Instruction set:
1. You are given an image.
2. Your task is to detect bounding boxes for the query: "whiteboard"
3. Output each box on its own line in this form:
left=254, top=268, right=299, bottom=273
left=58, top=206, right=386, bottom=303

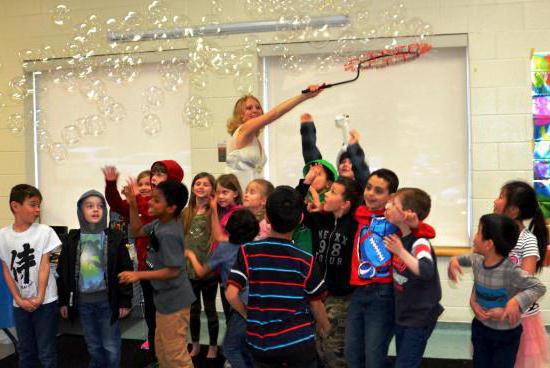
left=266, top=47, right=469, bottom=246
left=36, top=63, right=191, bottom=230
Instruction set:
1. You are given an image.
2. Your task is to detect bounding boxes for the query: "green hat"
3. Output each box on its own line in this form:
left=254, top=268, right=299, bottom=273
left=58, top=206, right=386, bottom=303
left=303, top=159, right=338, bottom=182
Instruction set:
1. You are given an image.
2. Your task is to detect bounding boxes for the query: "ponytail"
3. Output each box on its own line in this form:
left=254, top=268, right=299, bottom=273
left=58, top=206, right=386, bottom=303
left=528, top=204, right=548, bottom=272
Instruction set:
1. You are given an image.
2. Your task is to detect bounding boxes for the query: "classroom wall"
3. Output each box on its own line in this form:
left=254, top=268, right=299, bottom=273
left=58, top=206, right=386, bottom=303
left=0, top=0, right=549, bottom=322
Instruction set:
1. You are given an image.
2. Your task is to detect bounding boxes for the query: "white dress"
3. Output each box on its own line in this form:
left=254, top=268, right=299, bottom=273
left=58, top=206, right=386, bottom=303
left=226, top=126, right=267, bottom=189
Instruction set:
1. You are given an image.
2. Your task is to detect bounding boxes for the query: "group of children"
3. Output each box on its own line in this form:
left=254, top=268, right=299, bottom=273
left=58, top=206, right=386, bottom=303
left=0, top=116, right=549, bottom=368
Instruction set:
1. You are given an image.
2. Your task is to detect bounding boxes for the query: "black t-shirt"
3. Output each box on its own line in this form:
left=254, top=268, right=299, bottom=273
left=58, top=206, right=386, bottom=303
left=392, top=234, right=443, bottom=327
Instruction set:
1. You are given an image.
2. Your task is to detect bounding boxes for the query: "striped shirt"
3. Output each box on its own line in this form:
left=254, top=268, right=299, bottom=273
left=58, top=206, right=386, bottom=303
left=228, top=237, right=325, bottom=354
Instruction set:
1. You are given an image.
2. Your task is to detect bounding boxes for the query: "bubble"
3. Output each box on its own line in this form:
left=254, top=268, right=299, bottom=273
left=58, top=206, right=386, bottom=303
left=142, top=113, right=162, bottom=136
left=0, top=91, right=5, bottom=112
left=51, top=5, right=71, bottom=26
left=184, top=96, right=211, bottom=128
left=190, top=72, right=208, bottom=90
left=49, top=142, right=68, bottom=162
left=76, top=115, right=106, bottom=136
left=61, top=125, right=80, bottom=145
left=161, top=69, right=185, bottom=93
left=234, top=70, right=257, bottom=94
left=211, top=0, right=224, bottom=14
left=143, top=86, right=165, bottom=108
left=7, top=114, right=25, bottom=135
left=9, top=75, right=30, bottom=102
left=105, top=102, right=127, bottom=123
left=80, top=79, right=105, bottom=101
left=37, top=128, right=51, bottom=151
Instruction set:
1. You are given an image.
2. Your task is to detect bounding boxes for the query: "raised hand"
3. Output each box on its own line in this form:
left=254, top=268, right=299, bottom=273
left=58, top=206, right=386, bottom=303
left=102, top=166, right=119, bottom=182
left=348, top=129, right=361, bottom=146
left=300, top=113, right=313, bottom=124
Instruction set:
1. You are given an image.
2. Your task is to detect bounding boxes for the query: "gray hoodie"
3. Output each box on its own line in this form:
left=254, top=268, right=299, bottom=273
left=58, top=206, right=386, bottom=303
left=77, top=190, right=107, bottom=234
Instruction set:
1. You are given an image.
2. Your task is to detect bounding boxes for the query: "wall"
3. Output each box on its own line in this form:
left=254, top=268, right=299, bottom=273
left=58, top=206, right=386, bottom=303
left=0, top=0, right=549, bottom=322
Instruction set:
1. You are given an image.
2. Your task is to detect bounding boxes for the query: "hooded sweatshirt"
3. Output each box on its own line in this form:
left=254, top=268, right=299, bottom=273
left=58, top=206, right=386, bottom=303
left=76, top=190, right=109, bottom=303
left=152, top=160, right=184, bottom=184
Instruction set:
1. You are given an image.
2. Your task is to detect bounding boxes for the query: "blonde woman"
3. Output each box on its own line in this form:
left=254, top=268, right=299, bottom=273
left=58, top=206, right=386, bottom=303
left=226, top=85, right=323, bottom=187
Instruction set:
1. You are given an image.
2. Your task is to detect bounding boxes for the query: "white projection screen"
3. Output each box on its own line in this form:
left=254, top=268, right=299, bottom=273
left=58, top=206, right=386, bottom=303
left=265, top=46, right=469, bottom=246
left=36, top=62, right=191, bottom=230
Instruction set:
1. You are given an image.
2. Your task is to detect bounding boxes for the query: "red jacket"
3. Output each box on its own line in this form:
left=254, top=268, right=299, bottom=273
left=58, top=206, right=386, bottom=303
left=350, top=205, right=436, bottom=286
left=152, top=159, right=184, bottom=184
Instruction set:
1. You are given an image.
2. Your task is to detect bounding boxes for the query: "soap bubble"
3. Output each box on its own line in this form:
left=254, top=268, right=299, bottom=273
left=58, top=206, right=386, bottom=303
left=49, top=142, right=68, bottom=162
left=105, top=102, right=127, bottom=122
left=76, top=115, right=106, bottom=136
left=37, top=128, right=51, bottom=151
left=51, top=5, right=71, bottom=26
left=7, top=114, right=25, bottom=135
left=190, top=72, right=208, bottom=90
left=143, top=86, right=165, bottom=108
left=61, top=125, right=80, bottom=145
left=8, top=75, right=30, bottom=102
left=142, top=113, right=162, bottom=136
left=0, top=92, right=5, bottom=112
left=80, top=79, right=105, bottom=101
left=184, top=96, right=212, bottom=128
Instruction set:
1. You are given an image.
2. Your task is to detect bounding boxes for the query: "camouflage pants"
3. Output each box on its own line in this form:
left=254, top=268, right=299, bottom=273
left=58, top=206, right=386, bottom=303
left=316, top=294, right=352, bottom=368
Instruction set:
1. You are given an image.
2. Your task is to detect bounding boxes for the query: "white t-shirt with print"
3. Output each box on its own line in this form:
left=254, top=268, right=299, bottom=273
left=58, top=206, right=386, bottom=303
left=0, top=223, right=61, bottom=307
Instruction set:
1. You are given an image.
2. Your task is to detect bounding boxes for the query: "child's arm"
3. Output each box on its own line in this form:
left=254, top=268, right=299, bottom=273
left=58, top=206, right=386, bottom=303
left=2, top=261, right=35, bottom=312
left=447, top=254, right=473, bottom=282
left=309, top=299, right=330, bottom=337
left=225, top=284, right=247, bottom=319
left=210, top=196, right=229, bottom=243
left=124, top=180, right=146, bottom=238
left=503, top=268, right=547, bottom=325
left=102, top=166, right=130, bottom=219
left=346, top=130, right=370, bottom=187
left=185, top=250, right=212, bottom=279
left=116, top=236, right=134, bottom=318
left=300, top=113, right=323, bottom=164
left=384, top=235, right=434, bottom=279
left=118, top=267, right=180, bottom=284
left=307, top=186, right=322, bottom=213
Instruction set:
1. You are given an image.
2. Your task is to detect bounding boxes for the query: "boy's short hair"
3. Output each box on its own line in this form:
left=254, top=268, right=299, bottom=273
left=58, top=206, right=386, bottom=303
left=479, top=214, right=519, bottom=257
left=334, top=177, right=363, bottom=213
left=266, top=186, right=302, bottom=233
left=368, top=169, right=399, bottom=194
left=150, top=162, right=168, bottom=175
left=397, top=187, right=431, bottom=221
left=156, top=180, right=189, bottom=217
left=9, top=184, right=42, bottom=212
left=225, top=209, right=260, bottom=244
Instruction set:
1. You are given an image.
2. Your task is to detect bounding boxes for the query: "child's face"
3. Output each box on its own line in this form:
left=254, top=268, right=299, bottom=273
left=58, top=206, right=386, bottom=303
left=323, top=183, right=348, bottom=214
left=193, top=177, right=213, bottom=199
left=148, top=189, right=173, bottom=218
left=12, top=196, right=41, bottom=224
left=338, top=158, right=353, bottom=179
left=150, top=171, right=168, bottom=188
left=82, top=196, right=104, bottom=224
left=472, top=224, right=490, bottom=256
left=384, top=194, right=406, bottom=226
left=137, top=176, right=152, bottom=196
left=493, top=189, right=511, bottom=217
left=216, top=184, right=238, bottom=208
left=242, top=97, right=263, bottom=122
left=243, top=182, right=266, bottom=211
left=311, top=168, right=330, bottom=192
left=364, top=175, right=391, bottom=211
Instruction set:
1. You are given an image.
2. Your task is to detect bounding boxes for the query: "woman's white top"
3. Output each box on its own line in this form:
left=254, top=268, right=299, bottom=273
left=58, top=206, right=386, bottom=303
left=226, top=126, right=267, bottom=188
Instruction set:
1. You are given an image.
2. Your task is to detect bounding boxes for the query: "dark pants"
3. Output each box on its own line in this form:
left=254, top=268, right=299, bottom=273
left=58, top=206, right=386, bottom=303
left=220, top=285, right=231, bottom=325
left=252, top=340, right=317, bottom=368
left=190, top=277, right=219, bottom=346
left=79, top=300, right=121, bottom=368
left=394, top=322, right=436, bottom=368
left=13, top=301, right=58, bottom=368
left=223, top=312, right=253, bottom=368
left=471, top=318, right=522, bottom=368
left=140, top=280, right=156, bottom=354
left=345, top=283, right=395, bottom=368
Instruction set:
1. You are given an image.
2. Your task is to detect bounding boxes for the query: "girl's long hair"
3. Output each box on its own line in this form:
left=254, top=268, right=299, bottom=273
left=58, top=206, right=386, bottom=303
left=226, top=95, right=263, bottom=136
left=182, top=172, right=215, bottom=235
left=502, top=181, right=548, bottom=272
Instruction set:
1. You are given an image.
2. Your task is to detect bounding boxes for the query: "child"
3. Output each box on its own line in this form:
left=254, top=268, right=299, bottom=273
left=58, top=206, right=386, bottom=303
left=57, top=190, right=133, bottom=367
left=186, top=208, right=260, bottom=368
left=302, top=160, right=338, bottom=211
left=103, top=160, right=184, bottom=353
left=471, top=181, right=549, bottom=367
left=226, top=186, right=331, bottom=368
left=0, top=184, right=61, bottom=368
left=448, top=214, right=546, bottom=368
left=300, top=113, right=370, bottom=187
left=383, top=188, right=442, bottom=368
left=243, top=179, right=274, bottom=240
left=118, top=180, right=195, bottom=368
left=297, top=170, right=363, bottom=368
left=182, top=172, right=219, bottom=359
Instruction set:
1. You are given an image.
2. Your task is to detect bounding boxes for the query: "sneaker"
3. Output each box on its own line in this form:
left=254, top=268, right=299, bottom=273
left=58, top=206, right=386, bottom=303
left=140, top=340, right=150, bottom=350
left=223, top=361, right=232, bottom=368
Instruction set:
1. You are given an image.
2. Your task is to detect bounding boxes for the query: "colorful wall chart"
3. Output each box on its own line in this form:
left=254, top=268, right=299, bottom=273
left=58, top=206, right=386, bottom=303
left=532, top=51, right=550, bottom=219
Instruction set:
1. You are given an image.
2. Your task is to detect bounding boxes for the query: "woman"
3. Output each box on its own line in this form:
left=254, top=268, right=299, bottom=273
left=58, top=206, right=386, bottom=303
left=226, top=85, right=323, bottom=187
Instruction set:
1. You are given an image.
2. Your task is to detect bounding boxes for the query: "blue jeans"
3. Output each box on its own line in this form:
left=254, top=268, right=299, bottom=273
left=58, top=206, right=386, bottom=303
left=223, top=312, right=253, bottom=368
left=394, top=322, right=436, bottom=368
left=471, top=318, right=522, bottom=368
left=13, top=300, right=58, bottom=368
left=345, top=283, right=395, bottom=368
left=78, top=300, right=121, bottom=368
